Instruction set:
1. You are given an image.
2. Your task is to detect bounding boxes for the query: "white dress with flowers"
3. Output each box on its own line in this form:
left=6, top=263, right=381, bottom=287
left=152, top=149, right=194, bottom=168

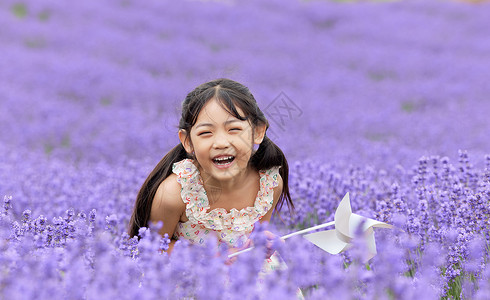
left=171, top=158, right=280, bottom=247
left=171, top=158, right=304, bottom=299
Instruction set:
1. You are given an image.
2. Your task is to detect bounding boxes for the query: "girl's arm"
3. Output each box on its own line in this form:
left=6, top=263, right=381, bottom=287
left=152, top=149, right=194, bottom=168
left=259, top=173, right=283, bottom=223
left=149, top=173, right=186, bottom=255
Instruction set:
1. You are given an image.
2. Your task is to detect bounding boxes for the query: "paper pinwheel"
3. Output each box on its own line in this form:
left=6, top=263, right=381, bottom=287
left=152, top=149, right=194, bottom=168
left=229, top=193, right=393, bottom=261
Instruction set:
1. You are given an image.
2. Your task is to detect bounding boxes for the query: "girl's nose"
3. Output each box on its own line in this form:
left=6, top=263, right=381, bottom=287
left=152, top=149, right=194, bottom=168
left=213, top=132, right=231, bottom=149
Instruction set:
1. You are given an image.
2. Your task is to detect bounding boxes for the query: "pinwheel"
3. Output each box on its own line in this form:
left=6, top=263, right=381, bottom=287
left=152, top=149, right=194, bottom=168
left=229, top=193, right=393, bottom=261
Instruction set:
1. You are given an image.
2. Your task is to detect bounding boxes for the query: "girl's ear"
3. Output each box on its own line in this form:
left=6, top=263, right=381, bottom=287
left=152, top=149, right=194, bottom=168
left=253, top=124, right=267, bottom=145
left=178, top=129, right=194, bottom=154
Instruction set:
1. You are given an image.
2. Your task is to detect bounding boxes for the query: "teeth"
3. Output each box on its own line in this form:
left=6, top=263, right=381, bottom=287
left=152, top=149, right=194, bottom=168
left=214, top=156, right=234, bottom=161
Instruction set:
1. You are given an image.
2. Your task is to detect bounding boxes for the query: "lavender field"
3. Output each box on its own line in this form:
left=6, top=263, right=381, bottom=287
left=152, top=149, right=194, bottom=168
left=1, top=0, right=490, bottom=299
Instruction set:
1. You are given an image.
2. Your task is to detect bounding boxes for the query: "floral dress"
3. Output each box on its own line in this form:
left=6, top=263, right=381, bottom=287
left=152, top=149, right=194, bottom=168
left=171, top=158, right=280, bottom=247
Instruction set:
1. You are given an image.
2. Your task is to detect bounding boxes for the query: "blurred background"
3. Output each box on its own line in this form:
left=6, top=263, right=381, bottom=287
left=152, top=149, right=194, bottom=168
left=1, top=0, right=489, bottom=217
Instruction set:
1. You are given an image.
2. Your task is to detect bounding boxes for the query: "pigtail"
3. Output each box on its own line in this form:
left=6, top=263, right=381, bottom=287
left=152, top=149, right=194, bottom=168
left=128, top=143, right=188, bottom=238
left=251, top=135, right=294, bottom=214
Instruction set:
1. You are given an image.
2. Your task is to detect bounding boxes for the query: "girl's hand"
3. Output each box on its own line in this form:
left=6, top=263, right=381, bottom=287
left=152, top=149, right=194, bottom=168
left=225, top=239, right=253, bottom=265
left=264, top=230, right=283, bottom=259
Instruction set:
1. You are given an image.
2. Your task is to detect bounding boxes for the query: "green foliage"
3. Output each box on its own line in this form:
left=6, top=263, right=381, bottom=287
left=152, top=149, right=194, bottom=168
left=401, top=101, right=416, bottom=113
left=38, top=10, right=50, bottom=21
left=11, top=3, right=27, bottom=18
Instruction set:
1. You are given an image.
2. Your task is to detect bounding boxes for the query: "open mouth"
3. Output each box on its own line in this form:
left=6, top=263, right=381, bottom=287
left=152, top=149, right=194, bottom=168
left=212, top=155, right=235, bottom=166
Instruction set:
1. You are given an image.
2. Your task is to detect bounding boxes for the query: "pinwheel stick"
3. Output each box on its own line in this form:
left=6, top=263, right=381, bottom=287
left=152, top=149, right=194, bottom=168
left=228, top=221, right=335, bottom=258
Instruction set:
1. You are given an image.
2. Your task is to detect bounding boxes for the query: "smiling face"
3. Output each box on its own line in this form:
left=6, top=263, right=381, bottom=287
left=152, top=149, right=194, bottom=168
left=179, top=98, right=266, bottom=183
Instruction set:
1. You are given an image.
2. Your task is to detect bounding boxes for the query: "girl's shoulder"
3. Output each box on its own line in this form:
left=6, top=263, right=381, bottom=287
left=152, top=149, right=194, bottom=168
left=152, top=173, right=185, bottom=214
left=157, top=173, right=181, bottom=196
left=149, top=173, right=186, bottom=238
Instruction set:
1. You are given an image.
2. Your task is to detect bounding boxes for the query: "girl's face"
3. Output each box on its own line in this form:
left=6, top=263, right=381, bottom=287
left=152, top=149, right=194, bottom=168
left=179, top=98, right=266, bottom=182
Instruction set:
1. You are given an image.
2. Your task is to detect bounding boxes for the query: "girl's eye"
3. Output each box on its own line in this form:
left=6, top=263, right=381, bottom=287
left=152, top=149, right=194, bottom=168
left=230, top=128, right=241, bottom=132
left=198, top=131, right=211, bottom=136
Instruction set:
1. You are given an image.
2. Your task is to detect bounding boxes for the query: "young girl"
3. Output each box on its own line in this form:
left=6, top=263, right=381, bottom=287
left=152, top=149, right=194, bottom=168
left=128, top=78, right=293, bottom=256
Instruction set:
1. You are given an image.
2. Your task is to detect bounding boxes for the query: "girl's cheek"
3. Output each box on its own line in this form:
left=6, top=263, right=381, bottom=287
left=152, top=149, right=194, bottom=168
left=236, top=129, right=252, bottom=145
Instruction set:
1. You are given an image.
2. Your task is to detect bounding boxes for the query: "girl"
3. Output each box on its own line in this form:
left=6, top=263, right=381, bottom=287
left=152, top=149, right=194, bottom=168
left=128, top=78, right=293, bottom=256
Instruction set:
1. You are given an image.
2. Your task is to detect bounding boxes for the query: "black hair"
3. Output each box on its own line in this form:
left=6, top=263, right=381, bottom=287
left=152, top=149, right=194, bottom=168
left=128, top=78, right=293, bottom=237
